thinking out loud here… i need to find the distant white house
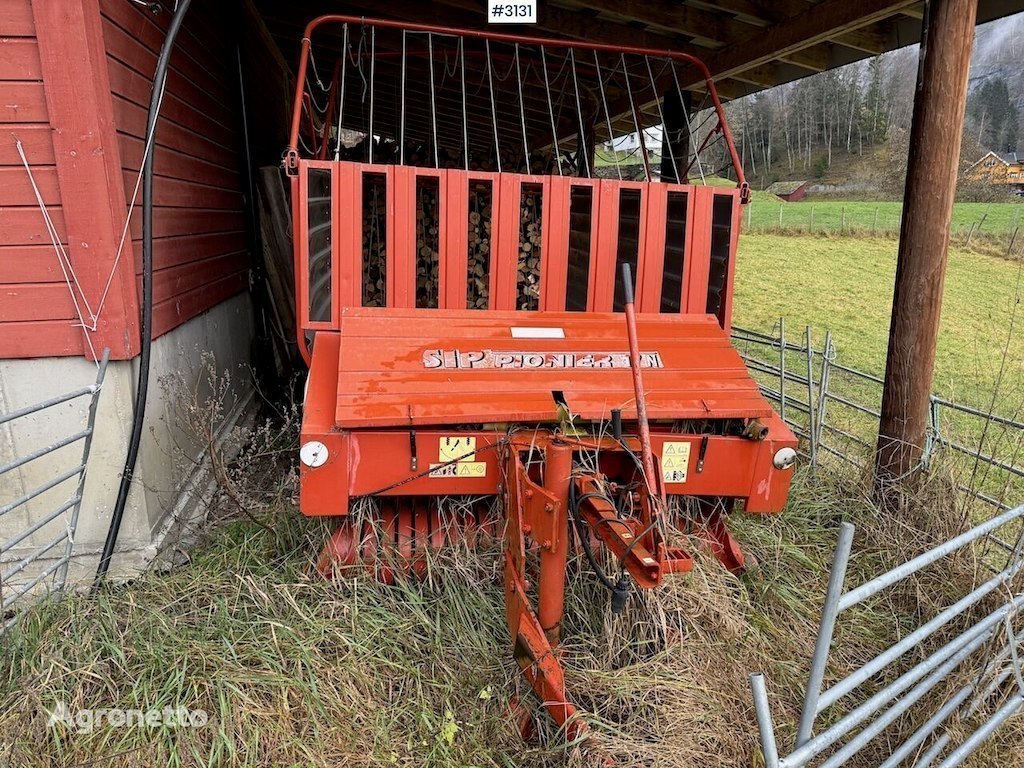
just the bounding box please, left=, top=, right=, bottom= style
left=603, top=126, right=664, bottom=153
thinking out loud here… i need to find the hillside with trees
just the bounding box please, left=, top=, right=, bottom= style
left=718, top=11, right=1023, bottom=200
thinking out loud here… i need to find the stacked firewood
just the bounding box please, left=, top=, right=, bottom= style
left=362, top=178, right=387, bottom=307
left=351, top=136, right=553, bottom=309
left=415, top=186, right=441, bottom=308
left=517, top=191, right=542, bottom=310
left=466, top=184, right=492, bottom=309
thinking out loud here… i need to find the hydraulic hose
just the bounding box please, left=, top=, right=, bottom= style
left=95, top=0, right=192, bottom=585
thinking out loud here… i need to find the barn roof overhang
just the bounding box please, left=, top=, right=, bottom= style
left=253, top=0, right=1024, bottom=103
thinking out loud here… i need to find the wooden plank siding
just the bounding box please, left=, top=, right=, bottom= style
left=0, top=0, right=78, bottom=358
left=0, top=0, right=250, bottom=360
left=100, top=0, right=249, bottom=340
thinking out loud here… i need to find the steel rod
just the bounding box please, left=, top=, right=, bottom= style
left=333, top=23, right=349, bottom=160
left=806, top=613, right=1003, bottom=764
left=400, top=30, right=407, bottom=165
left=428, top=33, right=439, bottom=168
left=460, top=38, right=469, bottom=168
left=620, top=54, right=650, bottom=181
left=814, top=631, right=994, bottom=768
left=750, top=674, right=781, bottom=768
left=56, top=350, right=108, bottom=590
left=540, top=46, right=562, bottom=176
left=1, top=555, right=69, bottom=612
left=931, top=396, right=1024, bottom=430
left=877, top=683, right=975, bottom=768
left=368, top=26, right=375, bottom=164
left=485, top=40, right=502, bottom=173
left=806, top=326, right=817, bottom=473
left=1, top=495, right=80, bottom=554
left=839, top=504, right=1024, bottom=611
left=0, top=428, right=91, bottom=477
left=514, top=44, right=530, bottom=171
left=568, top=48, right=589, bottom=178
left=620, top=263, right=660, bottom=518
left=796, top=521, right=855, bottom=745
left=2, top=531, right=69, bottom=583
left=937, top=694, right=1024, bottom=767
left=0, top=387, right=94, bottom=426
left=779, top=317, right=787, bottom=423
left=822, top=561, right=1024, bottom=711
left=594, top=52, right=621, bottom=181
left=0, top=465, right=85, bottom=519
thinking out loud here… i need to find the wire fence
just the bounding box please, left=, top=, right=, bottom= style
left=0, top=351, right=109, bottom=630
left=740, top=201, right=1024, bottom=254
left=735, top=322, right=1024, bottom=765
left=732, top=322, right=1024, bottom=515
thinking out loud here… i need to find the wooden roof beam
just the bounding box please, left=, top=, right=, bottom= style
left=778, top=43, right=832, bottom=72
left=551, top=0, right=761, bottom=46
left=832, top=25, right=891, bottom=55
left=687, top=0, right=919, bottom=85
left=425, top=0, right=695, bottom=50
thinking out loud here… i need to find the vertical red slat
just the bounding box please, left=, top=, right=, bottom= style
left=721, top=191, right=742, bottom=330
left=678, top=187, right=697, bottom=314
left=540, top=177, right=569, bottom=311
left=337, top=164, right=362, bottom=310
left=389, top=166, right=416, bottom=308
left=443, top=170, right=469, bottom=310
left=685, top=185, right=713, bottom=315
left=331, top=165, right=350, bottom=320
left=634, top=183, right=660, bottom=312
left=590, top=180, right=619, bottom=311
left=297, top=164, right=312, bottom=328
left=493, top=174, right=520, bottom=310
left=637, top=183, right=667, bottom=312
left=291, top=174, right=309, bottom=362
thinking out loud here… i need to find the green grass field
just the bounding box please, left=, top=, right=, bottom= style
left=732, top=233, right=1024, bottom=415
left=741, top=199, right=1024, bottom=238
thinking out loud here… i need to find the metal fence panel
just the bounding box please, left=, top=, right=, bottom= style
left=0, top=350, right=109, bottom=629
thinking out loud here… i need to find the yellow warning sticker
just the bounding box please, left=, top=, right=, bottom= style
left=439, top=436, right=476, bottom=463
left=429, top=462, right=487, bottom=478
left=662, top=441, right=692, bottom=484
left=433, top=437, right=486, bottom=478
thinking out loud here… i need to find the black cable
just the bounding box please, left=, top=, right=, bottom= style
left=568, top=482, right=618, bottom=592
left=95, top=0, right=192, bottom=586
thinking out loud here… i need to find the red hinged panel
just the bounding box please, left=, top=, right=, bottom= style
left=331, top=308, right=771, bottom=428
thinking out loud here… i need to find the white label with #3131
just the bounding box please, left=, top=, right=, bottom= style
left=488, top=1, right=537, bottom=23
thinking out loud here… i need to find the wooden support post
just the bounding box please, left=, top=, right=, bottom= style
left=875, top=0, right=977, bottom=496
left=660, top=88, right=691, bottom=184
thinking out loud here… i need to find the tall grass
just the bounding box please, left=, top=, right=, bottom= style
left=1, top=453, right=1021, bottom=766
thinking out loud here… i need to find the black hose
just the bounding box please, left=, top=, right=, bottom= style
left=568, top=482, right=618, bottom=592
left=95, top=0, right=192, bottom=586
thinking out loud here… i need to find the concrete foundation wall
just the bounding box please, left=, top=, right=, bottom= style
left=0, top=292, right=254, bottom=584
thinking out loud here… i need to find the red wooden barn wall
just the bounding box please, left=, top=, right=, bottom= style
left=0, top=0, right=249, bottom=361
left=99, top=0, right=249, bottom=341
left=0, top=1, right=83, bottom=358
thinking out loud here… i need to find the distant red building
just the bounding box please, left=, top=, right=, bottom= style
left=765, top=180, right=810, bottom=202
